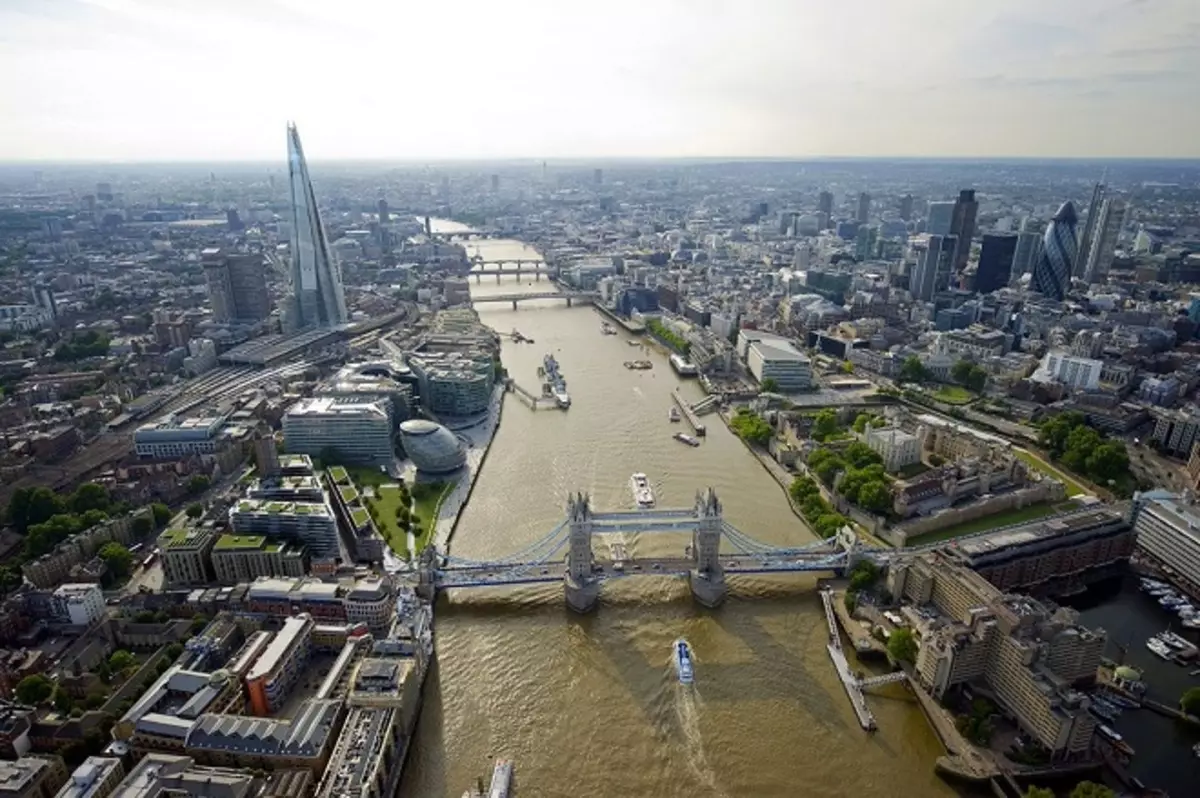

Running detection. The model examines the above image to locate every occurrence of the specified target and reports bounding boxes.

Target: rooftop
[247,614,314,682]
[158,527,213,550]
[213,535,270,551]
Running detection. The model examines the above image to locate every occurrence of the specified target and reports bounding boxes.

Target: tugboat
[674,639,695,684]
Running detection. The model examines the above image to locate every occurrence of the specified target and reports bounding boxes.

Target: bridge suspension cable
[441,520,569,567]
[719,522,838,556]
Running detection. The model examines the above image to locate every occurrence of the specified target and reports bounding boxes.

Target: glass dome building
[398,419,466,475]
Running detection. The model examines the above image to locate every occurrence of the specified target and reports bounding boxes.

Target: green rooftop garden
[214,535,267,550]
[329,466,350,484]
[350,508,371,528]
[339,486,359,503]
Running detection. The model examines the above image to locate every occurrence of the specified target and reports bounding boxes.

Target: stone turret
[690,487,727,608]
[564,492,599,613]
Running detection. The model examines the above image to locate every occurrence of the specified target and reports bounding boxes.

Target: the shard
[1031,201,1077,302]
[284,123,347,331]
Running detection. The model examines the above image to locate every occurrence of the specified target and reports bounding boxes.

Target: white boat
[674,639,695,684]
[669,407,681,422]
[1146,638,1173,660]
[1184,618,1200,630]
[554,389,571,409]
[630,472,655,508]
[673,432,701,447]
[1193,742,1200,758]
[488,759,513,798]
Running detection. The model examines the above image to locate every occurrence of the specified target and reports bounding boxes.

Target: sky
[2,0,1199,162]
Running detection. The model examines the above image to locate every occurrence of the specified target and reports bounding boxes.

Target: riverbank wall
[433,384,506,552]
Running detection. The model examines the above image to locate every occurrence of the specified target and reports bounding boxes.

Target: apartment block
[158,527,217,586]
[54,758,125,798]
[229,500,339,559]
[0,756,69,798]
[245,614,315,716]
[51,584,105,627]
[210,536,306,584]
[1134,494,1200,596]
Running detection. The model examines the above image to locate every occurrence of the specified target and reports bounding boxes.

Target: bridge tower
[564,492,600,613]
[834,525,864,574]
[416,545,439,602]
[689,488,727,608]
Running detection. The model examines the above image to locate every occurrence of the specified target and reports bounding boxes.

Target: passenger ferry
[630,472,655,508]
[673,432,701,447]
[674,639,695,684]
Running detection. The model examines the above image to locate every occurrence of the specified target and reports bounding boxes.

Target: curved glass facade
[399,419,467,475]
[1032,201,1077,302]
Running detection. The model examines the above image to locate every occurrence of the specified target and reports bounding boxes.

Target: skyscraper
[898,194,914,221]
[926,202,956,235]
[856,192,871,224]
[285,123,347,332]
[910,234,957,301]
[1032,202,1078,302]
[1074,182,1105,278]
[950,189,978,272]
[817,191,834,227]
[203,248,271,323]
[1012,230,1043,284]
[377,198,389,225]
[1083,197,1125,284]
[976,233,1018,294]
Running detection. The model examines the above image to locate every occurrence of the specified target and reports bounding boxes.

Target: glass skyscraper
[1032,201,1077,302]
[285,123,347,332]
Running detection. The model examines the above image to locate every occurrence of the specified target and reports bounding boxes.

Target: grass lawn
[366,480,454,557]
[932,385,975,405]
[346,466,391,489]
[905,502,1060,546]
[1012,449,1088,497]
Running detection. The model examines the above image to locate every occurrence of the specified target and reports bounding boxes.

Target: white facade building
[53,583,105,626]
[1036,352,1102,392]
[864,426,921,472]
[283,396,393,465]
[134,415,226,459]
[1134,496,1200,590]
[746,339,812,391]
[229,499,339,558]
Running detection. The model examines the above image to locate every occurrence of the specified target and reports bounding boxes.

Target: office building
[54,759,124,798]
[284,123,348,332]
[244,614,315,716]
[950,189,978,272]
[862,426,920,472]
[406,351,494,417]
[1134,495,1200,595]
[0,756,69,798]
[343,578,393,632]
[898,194,913,221]
[376,198,389,224]
[283,397,393,466]
[1031,202,1077,302]
[909,234,957,301]
[745,338,812,391]
[134,415,226,459]
[107,756,259,798]
[926,201,955,235]
[1074,182,1105,278]
[159,528,217,586]
[1150,408,1200,457]
[210,536,306,584]
[1082,197,1125,284]
[230,500,338,560]
[888,553,1103,760]
[51,583,105,627]
[975,233,1017,294]
[856,192,871,224]
[183,699,342,770]
[398,420,466,475]
[1036,352,1102,392]
[817,191,833,226]
[201,249,271,323]
[1012,231,1043,283]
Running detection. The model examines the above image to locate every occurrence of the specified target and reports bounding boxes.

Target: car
[633,564,642,571]
[652,563,661,571]
[540,568,549,575]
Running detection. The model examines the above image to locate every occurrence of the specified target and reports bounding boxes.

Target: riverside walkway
[820,588,878,731]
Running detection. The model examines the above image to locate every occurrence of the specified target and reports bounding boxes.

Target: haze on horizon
[2,0,1199,163]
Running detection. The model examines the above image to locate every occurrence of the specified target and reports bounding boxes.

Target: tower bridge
[415,488,883,612]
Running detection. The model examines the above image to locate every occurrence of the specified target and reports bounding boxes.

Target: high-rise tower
[1074,182,1105,277]
[975,234,1018,294]
[1032,202,1078,302]
[950,189,978,272]
[285,123,347,332]
[1083,197,1125,284]
[856,192,871,224]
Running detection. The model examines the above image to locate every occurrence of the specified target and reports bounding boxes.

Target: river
[399,223,956,797]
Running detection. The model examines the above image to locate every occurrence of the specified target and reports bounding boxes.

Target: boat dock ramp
[671,389,707,436]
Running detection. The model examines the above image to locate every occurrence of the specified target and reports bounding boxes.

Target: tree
[887,628,918,663]
[165,643,184,661]
[131,515,153,538]
[897,356,930,384]
[5,486,67,533]
[187,475,211,495]
[185,503,204,519]
[150,503,171,528]
[760,377,779,393]
[70,482,110,514]
[812,409,839,441]
[108,650,136,673]
[951,359,974,385]
[1180,686,1200,715]
[1087,442,1128,483]
[857,480,894,514]
[729,409,773,446]
[1022,788,1054,798]
[1069,782,1114,798]
[845,441,883,469]
[53,688,74,713]
[841,360,854,374]
[81,509,108,529]
[99,542,133,580]
[190,614,209,634]
[15,674,53,705]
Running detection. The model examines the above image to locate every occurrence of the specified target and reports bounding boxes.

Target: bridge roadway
[471,291,596,307]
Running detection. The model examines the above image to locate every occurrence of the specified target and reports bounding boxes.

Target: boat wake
[673,676,729,797]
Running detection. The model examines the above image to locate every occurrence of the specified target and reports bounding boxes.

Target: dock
[671,389,707,436]
[820,588,877,731]
[593,302,646,333]
[506,380,561,410]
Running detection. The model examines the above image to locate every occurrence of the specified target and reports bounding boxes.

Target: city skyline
[2,0,1199,162]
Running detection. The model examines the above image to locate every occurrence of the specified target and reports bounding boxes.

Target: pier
[506,379,563,411]
[821,588,878,731]
[593,302,646,333]
[671,389,707,436]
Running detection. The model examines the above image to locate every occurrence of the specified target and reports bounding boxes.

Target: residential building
[1150,408,1200,457]
[245,614,315,716]
[1031,202,1077,302]
[405,351,494,417]
[283,397,393,466]
[134,416,226,459]
[210,536,306,584]
[745,338,812,391]
[975,233,1017,294]
[243,577,345,624]
[1036,352,1102,392]
[888,552,1102,760]
[229,500,339,559]
[1133,495,1200,595]
[283,123,348,332]
[862,426,920,472]
[0,756,69,798]
[54,758,124,798]
[51,584,105,627]
[158,527,217,586]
